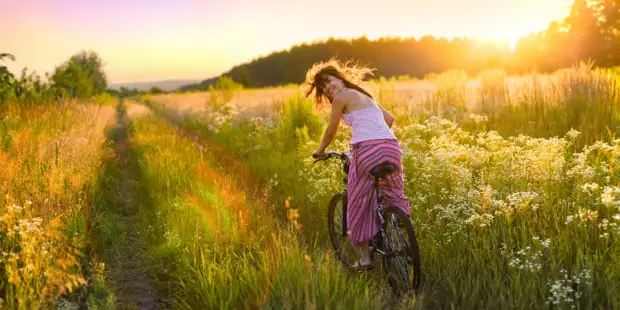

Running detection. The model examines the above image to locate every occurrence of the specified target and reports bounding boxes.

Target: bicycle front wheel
[381,206,422,292]
[327,192,357,268]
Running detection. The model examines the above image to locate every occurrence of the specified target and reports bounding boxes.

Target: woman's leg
[356,241,372,265]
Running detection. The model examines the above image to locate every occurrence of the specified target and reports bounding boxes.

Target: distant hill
[178,35,516,91]
[109,79,200,92]
[179,8,620,92]
[178,77,219,92]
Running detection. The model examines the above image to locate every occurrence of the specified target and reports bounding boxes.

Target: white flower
[581,183,600,195]
[601,186,620,208]
[566,129,581,139]
[469,113,489,124]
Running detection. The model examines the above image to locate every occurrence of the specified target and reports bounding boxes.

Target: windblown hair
[303,57,375,107]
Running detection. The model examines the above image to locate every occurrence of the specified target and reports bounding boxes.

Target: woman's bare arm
[316,96,346,152]
[377,104,395,128]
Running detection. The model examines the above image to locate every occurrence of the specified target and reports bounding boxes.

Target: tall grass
[375,63,620,150]
[0,101,115,309]
[145,64,620,309]
[123,111,389,309]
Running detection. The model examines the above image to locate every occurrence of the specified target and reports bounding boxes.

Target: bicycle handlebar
[312,151,349,164]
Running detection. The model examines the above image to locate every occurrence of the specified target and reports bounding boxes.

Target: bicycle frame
[315,151,394,252]
[317,150,420,291]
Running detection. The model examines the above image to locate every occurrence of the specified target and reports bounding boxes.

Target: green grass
[2,63,619,308]
[142,64,620,309]
[124,110,391,309]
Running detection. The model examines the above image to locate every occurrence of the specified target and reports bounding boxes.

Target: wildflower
[287,208,299,221]
[465,213,493,228]
[7,204,23,213]
[565,129,581,140]
[580,183,600,195]
[501,243,543,272]
[601,186,620,208]
[546,269,591,306]
[468,113,488,124]
[285,196,292,209]
[507,191,539,214]
[578,208,598,222]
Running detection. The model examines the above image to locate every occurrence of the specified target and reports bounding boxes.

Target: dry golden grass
[149,85,299,118]
[1,104,115,205]
[0,102,116,308]
[124,100,153,119]
[144,73,566,121]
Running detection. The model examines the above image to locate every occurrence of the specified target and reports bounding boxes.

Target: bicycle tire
[381,206,422,292]
[327,191,357,267]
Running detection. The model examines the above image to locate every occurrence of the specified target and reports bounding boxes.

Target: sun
[481,29,528,51]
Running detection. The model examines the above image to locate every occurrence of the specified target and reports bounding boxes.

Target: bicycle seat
[369,162,397,179]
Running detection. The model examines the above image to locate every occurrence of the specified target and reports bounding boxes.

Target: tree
[51,50,108,99]
[563,0,605,64]
[148,86,164,94]
[0,53,17,104]
[590,0,620,63]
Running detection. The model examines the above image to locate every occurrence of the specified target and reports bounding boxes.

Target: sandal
[351,259,374,271]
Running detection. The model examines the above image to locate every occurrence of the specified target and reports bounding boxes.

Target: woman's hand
[312,148,327,159]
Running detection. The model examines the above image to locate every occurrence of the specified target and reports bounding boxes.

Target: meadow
[1,63,619,309]
[0,99,117,308]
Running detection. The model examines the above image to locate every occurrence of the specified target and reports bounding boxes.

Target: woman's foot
[351,259,374,271]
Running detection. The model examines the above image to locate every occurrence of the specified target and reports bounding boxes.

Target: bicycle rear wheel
[327,192,358,267]
[381,206,422,292]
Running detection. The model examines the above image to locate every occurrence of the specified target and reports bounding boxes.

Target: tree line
[181,0,620,90]
[0,51,110,105]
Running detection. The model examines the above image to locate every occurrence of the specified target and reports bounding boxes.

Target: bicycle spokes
[341,203,348,237]
[384,214,414,290]
[329,195,357,267]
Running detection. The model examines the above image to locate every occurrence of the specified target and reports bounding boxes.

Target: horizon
[2,0,573,84]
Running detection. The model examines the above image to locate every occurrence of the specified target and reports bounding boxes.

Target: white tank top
[342,103,396,144]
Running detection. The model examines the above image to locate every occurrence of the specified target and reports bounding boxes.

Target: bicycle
[313,151,422,292]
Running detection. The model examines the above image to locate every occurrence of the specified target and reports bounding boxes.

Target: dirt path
[99,101,169,309]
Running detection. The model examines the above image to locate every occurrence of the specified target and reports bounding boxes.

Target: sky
[1,0,573,84]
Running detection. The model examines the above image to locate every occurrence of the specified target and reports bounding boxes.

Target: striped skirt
[347,138,410,245]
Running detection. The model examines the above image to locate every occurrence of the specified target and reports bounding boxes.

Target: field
[1,64,619,309]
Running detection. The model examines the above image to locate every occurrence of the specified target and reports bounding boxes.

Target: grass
[0,101,116,309]
[125,109,390,308]
[1,63,619,308]
[142,63,620,309]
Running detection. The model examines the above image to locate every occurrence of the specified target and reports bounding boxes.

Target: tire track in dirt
[97,100,170,309]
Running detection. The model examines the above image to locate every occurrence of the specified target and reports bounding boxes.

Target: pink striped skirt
[347,138,410,245]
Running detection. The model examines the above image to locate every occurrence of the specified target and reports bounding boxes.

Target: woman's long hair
[303,57,375,107]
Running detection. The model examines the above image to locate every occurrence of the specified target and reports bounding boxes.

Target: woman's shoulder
[334,88,367,104]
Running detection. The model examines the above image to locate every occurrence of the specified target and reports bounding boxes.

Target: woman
[304,58,411,271]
